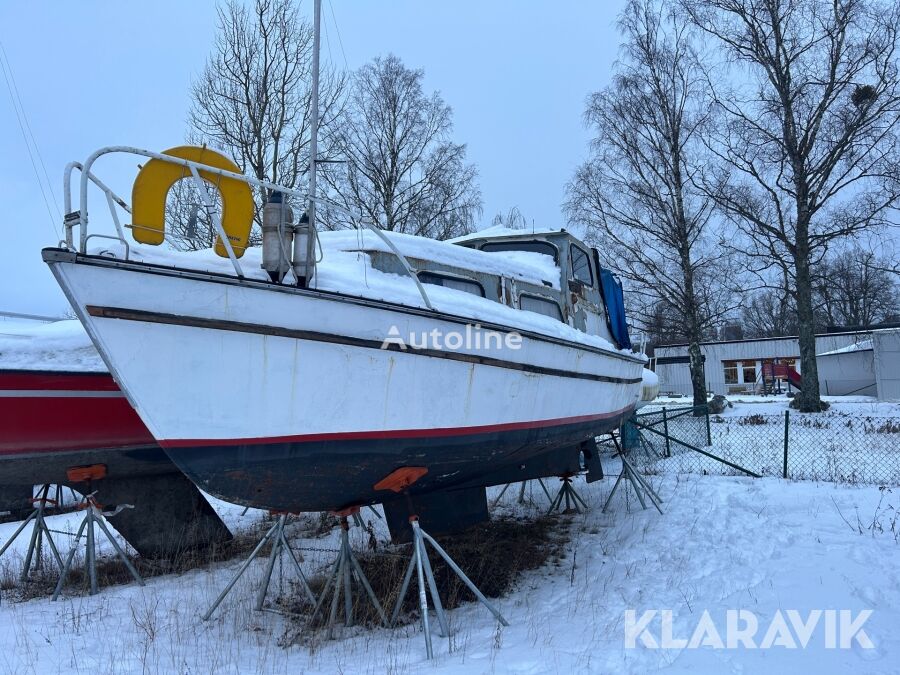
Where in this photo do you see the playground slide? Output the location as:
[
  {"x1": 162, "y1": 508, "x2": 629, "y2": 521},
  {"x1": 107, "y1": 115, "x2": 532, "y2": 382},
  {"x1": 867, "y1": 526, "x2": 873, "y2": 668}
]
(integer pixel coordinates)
[{"x1": 786, "y1": 367, "x2": 802, "y2": 391}]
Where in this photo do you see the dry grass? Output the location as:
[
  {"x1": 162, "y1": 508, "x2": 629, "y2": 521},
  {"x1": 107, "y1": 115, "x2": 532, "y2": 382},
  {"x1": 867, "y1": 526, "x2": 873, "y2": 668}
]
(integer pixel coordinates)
[
  {"x1": 282, "y1": 514, "x2": 572, "y2": 641},
  {"x1": 736, "y1": 414, "x2": 769, "y2": 426}
]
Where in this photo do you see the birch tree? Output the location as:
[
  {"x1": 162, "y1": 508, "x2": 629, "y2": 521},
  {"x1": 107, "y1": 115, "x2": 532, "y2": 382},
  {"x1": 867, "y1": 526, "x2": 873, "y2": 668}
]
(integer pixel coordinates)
[
  {"x1": 683, "y1": 0, "x2": 900, "y2": 411},
  {"x1": 170, "y1": 0, "x2": 345, "y2": 247},
  {"x1": 321, "y1": 54, "x2": 481, "y2": 239},
  {"x1": 565, "y1": 0, "x2": 734, "y2": 408}
]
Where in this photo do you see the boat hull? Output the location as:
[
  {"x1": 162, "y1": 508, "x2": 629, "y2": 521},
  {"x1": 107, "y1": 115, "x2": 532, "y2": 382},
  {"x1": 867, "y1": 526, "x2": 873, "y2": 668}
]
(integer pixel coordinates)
[
  {"x1": 0, "y1": 368, "x2": 232, "y2": 556},
  {"x1": 45, "y1": 249, "x2": 644, "y2": 512},
  {"x1": 0, "y1": 369, "x2": 160, "y2": 485},
  {"x1": 162, "y1": 410, "x2": 630, "y2": 512}
]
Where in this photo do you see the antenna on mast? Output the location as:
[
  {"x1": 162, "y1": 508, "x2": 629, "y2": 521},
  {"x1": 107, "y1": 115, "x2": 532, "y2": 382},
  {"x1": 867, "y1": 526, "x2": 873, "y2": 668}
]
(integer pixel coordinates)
[{"x1": 302, "y1": 0, "x2": 321, "y2": 287}]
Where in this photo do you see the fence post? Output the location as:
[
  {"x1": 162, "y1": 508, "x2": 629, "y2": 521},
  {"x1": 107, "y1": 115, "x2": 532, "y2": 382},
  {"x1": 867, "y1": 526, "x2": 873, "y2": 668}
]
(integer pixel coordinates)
[
  {"x1": 662, "y1": 407, "x2": 671, "y2": 458},
  {"x1": 783, "y1": 410, "x2": 790, "y2": 479},
  {"x1": 704, "y1": 404, "x2": 712, "y2": 446}
]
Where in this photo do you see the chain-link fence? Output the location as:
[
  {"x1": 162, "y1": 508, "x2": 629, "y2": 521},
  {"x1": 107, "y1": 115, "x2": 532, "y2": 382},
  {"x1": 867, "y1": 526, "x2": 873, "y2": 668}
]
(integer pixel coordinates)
[{"x1": 626, "y1": 405, "x2": 900, "y2": 486}]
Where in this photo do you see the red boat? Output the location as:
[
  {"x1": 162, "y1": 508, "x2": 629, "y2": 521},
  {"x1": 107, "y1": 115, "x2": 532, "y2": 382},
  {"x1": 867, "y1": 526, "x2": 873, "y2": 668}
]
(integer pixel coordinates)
[{"x1": 0, "y1": 320, "x2": 230, "y2": 557}]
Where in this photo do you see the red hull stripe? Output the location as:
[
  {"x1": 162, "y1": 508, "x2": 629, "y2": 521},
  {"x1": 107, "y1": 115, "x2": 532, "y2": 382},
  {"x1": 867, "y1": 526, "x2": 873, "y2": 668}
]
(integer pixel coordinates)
[
  {"x1": 0, "y1": 370, "x2": 118, "y2": 392},
  {"x1": 0, "y1": 381, "x2": 154, "y2": 456},
  {"x1": 159, "y1": 405, "x2": 635, "y2": 449}
]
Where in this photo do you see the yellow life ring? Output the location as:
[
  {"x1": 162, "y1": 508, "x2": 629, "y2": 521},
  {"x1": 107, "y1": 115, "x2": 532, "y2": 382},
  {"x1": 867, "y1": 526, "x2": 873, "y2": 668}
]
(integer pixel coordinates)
[{"x1": 131, "y1": 146, "x2": 254, "y2": 258}]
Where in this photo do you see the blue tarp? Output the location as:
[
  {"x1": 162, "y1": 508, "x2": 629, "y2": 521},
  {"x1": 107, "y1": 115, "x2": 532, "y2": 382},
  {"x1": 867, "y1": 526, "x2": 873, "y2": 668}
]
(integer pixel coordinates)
[{"x1": 599, "y1": 268, "x2": 632, "y2": 350}]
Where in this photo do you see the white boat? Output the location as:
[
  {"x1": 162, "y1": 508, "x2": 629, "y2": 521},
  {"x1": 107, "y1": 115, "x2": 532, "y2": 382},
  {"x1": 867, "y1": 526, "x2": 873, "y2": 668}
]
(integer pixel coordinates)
[{"x1": 43, "y1": 145, "x2": 645, "y2": 535}]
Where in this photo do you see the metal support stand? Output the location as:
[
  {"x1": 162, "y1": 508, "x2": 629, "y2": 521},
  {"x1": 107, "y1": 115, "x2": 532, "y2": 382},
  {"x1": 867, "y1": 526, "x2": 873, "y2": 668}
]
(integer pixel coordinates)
[
  {"x1": 637, "y1": 431, "x2": 662, "y2": 462},
  {"x1": 351, "y1": 505, "x2": 383, "y2": 527},
  {"x1": 602, "y1": 435, "x2": 664, "y2": 515},
  {"x1": 392, "y1": 516, "x2": 509, "y2": 660},
  {"x1": 0, "y1": 485, "x2": 64, "y2": 581},
  {"x1": 547, "y1": 474, "x2": 589, "y2": 514},
  {"x1": 203, "y1": 513, "x2": 316, "y2": 620},
  {"x1": 51, "y1": 493, "x2": 144, "y2": 599},
  {"x1": 492, "y1": 479, "x2": 553, "y2": 508},
  {"x1": 308, "y1": 513, "x2": 387, "y2": 638}
]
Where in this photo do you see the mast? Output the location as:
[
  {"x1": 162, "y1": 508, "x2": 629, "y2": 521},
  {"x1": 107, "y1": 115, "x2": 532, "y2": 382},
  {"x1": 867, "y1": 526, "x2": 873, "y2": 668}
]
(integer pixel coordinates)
[{"x1": 304, "y1": 0, "x2": 321, "y2": 286}]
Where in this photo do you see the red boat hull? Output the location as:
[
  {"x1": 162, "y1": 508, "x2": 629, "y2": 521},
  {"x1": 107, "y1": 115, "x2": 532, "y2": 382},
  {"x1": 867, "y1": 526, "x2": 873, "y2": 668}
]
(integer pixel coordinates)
[
  {"x1": 0, "y1": 369, "x2": 232, "y2": 557},
  {"x1": 0, "y1": 370, "x2": 154, "y2": 458}
]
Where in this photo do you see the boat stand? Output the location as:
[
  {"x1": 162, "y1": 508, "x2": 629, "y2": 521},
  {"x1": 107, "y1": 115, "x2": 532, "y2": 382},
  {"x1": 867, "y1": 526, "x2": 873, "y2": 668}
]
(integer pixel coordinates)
[
  {"x1": 0, "y1": 485, "x2": 64, "y2": 582},
  {"x1": 491, "y1": 479, "x2": 553, "y2": 508},
  {"x1": 547, "y1": 473, "x2": 589, "y2": 514},
  {"x1": 203, "y1": 513, "x2": 316, "y2": 620},
  {"x1": 392, "y1": 516, "x2": 509, "y2": 660},
  {"x1": 602, "y1": 435, "x2": 664, "y2": 515},
  {"x1": 52, "y1": 492, "x2": 144, "y2": 599},
  {"x1": 308, "y1": 509, "x2": 388, "y2": 638},
  {"x1": 351, "y1": 505, "x2": 383, "y2": 527}
]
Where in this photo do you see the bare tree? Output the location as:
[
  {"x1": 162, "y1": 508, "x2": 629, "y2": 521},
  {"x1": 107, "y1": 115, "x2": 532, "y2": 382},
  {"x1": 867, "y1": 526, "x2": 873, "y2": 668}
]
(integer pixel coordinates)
[
  {"x1": 491, "y1": 206, "x2": 529, "y2": 230},
  {"x1": 684, "y1": 0, "x2": 900, "y2": 411},
  {"x1": 171, "y1": 0, "x2": 345, "y2": 248},
  {"x1": 565, "y1": 0, "x2": 736, "y2": 408},
  {"x1": 742, "y1": 289, "x2": 799, "y2": 338},
  {"x1": 320, "y1": 54, "x2": 481, "y2": 239},
  {"x1": 815, "y1": 247, "x2": 900, "y2": 327},
  {"x1": 165, "y1": 178, "x2": 224, "y2": 252}
]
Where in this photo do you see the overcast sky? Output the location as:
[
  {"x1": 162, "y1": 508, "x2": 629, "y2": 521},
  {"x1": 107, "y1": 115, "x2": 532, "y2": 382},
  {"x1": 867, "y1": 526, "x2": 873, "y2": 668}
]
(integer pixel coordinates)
[
  {"x1": 0, "y1": 0, "x2": 622, "y2": 314},
  {"x1": 0, "y1": 0, "x2": 625, "y2": 316}
]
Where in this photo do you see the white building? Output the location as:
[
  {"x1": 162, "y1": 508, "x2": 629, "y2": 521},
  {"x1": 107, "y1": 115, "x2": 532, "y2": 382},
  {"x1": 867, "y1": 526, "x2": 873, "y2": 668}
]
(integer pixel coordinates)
[{"x1": 654, "y1": 328, "x2": 900, "y2": 400}]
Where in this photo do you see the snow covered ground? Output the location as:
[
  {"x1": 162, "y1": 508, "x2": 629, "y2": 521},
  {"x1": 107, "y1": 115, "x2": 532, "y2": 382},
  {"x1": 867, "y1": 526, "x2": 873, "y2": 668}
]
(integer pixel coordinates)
[
  {"x1": 2, "y1": 467, "x2": 899, "y2": 674},
  {"x1": 638, "y1": 397, "x2": 900, "y2": 485}
]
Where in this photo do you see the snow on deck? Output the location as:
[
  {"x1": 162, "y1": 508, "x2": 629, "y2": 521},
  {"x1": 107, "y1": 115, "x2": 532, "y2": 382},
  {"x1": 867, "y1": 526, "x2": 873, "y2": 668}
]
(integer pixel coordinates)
[
  {"x1": 87, "y1": 233, "x2": 626, "y2": 354},
  {"x1": 447, "y1": 224, "x2": 566, "y2": 244},
  {"x1": 0, "y1": 319, "x2": 104, "y2": 372},
  {"x1": 320, "y1": 229, "x2": 561, "y2": 289}
]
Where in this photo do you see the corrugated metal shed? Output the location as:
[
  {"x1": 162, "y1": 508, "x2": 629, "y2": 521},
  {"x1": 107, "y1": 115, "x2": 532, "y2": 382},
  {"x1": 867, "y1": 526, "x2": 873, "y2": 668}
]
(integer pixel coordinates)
[
  {"x1": 874, "y1": 329, "x2": 900, "y2": 400},
  {"x1": 817, "y1": 343, "x2": 875, "y2": 396},
  {"x1": 654, "y1": 331, "x2": 872, "y2": 397}
]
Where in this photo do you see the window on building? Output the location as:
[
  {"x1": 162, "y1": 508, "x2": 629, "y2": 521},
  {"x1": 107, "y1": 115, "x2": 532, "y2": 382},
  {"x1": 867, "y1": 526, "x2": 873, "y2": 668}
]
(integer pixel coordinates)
[
  {"x1": 519, "y1": 294, "x2": 563, "y2": 321},
  {"x1": 418, "y1": 271, "x2": 485, "y2": 297},
  {"x1": 570, "y1": 245, "x2": 594, "y2": 287},
  {"x1": 742, "y1": 363, "x2": 757, "y2": 384},
  {"x1": 723, "y1": 360, "x2": 738, "y2": 384},
  {"x1": 481, "y1": 240, "x2": 559, "y2": 262}
]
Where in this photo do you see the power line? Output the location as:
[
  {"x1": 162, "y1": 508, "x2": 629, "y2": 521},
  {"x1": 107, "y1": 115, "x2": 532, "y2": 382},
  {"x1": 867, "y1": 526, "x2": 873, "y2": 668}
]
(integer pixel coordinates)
[
  {"x1": 326, "y1": 0, "x2": 349, "y2": 71},
  {"x1": 0, "y1": 42, "x2": 61, "y2": 221},
  {"x1": 0, "y1": 41, "x2": 62, "y2": 240},
  {"x1": 320, "y1": 3, "x2": 334, "y2": 64}
]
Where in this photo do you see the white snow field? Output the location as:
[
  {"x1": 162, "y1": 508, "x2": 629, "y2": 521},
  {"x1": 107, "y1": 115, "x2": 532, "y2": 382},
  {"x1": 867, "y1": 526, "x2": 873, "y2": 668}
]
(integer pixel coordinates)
[{"x1": 2, "y1": 452, "x2": 900, "y2": 674}]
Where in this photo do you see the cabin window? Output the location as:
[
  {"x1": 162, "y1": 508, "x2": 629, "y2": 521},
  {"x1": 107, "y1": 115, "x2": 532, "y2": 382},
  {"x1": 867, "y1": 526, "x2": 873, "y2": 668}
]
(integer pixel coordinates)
[
  {"x1": 570, "y1": 244, "x2": 594, "y2": 286},
  {"x1": 418, "y1": 271, "x2": 485, "y2": 297},
  {"x1": 519, "y1": 294, "x2": 563, "y2": 321},
  {"x1": 480, "y1": 240, "x2": 559, "y2": 263},
  {"x1": 723, "y1": 360, "x2": 738, "y2": 384}
]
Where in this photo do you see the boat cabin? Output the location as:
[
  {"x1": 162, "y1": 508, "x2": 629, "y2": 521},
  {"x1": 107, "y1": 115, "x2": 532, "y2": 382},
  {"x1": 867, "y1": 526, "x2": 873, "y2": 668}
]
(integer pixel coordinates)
[{"x1": 364, "y1": 228, "x2": 632, "y2": 352}]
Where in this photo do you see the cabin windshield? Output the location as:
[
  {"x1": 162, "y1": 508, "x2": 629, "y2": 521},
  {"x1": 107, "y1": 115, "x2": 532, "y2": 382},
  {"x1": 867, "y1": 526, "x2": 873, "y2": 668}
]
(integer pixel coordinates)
[
  {"x1": 480, "y1": 240, "x2": 558, "y2": 263},
  {"x1": 570, "y1": 244, "x2": 594, "y2": 287}
]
